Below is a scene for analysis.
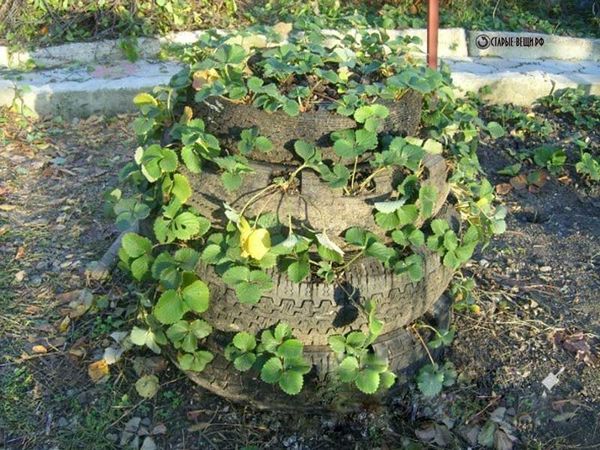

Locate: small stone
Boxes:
[479,259,490,268]
[15,270,26,282]
[540,266,552,272]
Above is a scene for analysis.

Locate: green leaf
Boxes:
[418,185,437,219]
[345,331,367,349]
[443,231,459,251]
[355,129,378,151]
[122,233,152,258]
[135,375,159,398]
[274,323,291,341]
[260,357,283,383]
[234,352,256,372]
[247,76,263,91]
[354,104,389,123]
[130,326,163,354]
[171,174,192,203]
[178,350,214,372]
[431,219,449,236]
[190,319,212,339]
[181,146,202,173]
[373,198,407,214]
[416,364,444,397]
[396,205,419,226]
[182,280,210,313]
[375,212,400,230]
[486,121,506,139]
[279,370,304,395]
[222,172,242,191]
[233,332,257,352]
[287,259,309,283]
[283,100,300,116]
[171,212,203,241]
[294,140,316,162]
[222,266,250,285]
[338,356,359,382]
[130,255,151,280]
[323,164,350,189]
[255,136,273,152]
[497,162,521,176]
[133,92,158,107]
[166,321,190,343]
[365,242,395,263]
[429,327,456,349]
[423,139,443,154]
[277,339,303,359]
[356,369,380,394]
[344,227,367,246]
[235,282,263,304]
[443,250,460,269]
[379,371,397,390]
[201,244,223,264]
[154,290,186,324]
[333,138,355,158]
[361,353,388,373]
[328,335,347,354]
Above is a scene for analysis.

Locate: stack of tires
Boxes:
[176,92,456,409]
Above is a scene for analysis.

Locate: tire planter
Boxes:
[181,294,452,410]
[200,245,454,347]
[193,90,423,164]
[185,153,449,244]
[163,93,456,407]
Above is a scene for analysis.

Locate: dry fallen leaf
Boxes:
[151,423,167,435]
[31,344,47,354]
[495,183,513,195]
[14,246,26,260]
[57,289,94,318]
[414,422,452,447]
[494,428,517,450]
[88,359,110,383]
[558,175,572,185]
[551,330,597,366]
[58,315,71,333]
[510,174,527,190]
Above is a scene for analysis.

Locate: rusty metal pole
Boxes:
[427,0,439,70]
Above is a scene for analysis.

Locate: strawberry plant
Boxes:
[576,152,600,182]
[328,302,396,394]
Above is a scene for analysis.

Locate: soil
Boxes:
[0,103,598,449]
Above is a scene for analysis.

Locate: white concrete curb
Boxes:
[1,57,598,117]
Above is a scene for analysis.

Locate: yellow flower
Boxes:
[238,217,271,261]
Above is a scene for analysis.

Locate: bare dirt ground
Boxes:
[0,104,598,449]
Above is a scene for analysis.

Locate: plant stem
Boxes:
[336,249,364,275]
[240,184,280,217]
[411,325,436,366]
[350,157,359,190]
[415,323,443,338]
[356,166,387,192]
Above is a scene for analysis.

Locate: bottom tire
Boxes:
[178,295,453,410]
